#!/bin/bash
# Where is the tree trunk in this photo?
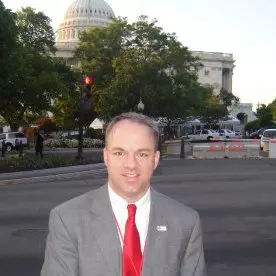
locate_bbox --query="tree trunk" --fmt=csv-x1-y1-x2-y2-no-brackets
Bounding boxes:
10,123,19,132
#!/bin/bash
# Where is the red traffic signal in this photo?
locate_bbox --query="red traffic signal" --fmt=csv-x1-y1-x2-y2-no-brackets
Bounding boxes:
82,75,94,86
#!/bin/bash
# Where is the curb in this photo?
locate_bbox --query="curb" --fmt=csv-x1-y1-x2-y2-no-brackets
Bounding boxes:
0,163,106,186
0,168,107,186
26,148,103,152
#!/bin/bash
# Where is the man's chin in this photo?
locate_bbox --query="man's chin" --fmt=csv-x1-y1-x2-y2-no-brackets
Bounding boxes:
121,186,149,200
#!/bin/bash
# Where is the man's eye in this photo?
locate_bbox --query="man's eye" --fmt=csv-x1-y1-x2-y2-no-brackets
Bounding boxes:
114,152,123,156
139,152,149,157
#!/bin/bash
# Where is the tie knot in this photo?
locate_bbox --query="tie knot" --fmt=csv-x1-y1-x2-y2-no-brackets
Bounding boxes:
127,204,137,218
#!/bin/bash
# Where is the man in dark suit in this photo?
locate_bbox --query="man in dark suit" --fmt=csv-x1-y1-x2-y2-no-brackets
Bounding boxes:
41,112,207,276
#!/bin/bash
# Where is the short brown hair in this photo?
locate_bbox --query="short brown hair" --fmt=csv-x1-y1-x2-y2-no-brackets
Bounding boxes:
105,112,159,150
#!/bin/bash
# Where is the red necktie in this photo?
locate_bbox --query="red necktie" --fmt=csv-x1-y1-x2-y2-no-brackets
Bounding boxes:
122,204,142,276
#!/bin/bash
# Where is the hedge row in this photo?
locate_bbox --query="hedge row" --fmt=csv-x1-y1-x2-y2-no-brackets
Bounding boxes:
0,153,103,173
44,138,104,148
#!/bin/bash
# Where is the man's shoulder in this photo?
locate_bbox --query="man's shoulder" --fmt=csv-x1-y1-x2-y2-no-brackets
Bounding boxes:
53,185,104,216
152,189,200,224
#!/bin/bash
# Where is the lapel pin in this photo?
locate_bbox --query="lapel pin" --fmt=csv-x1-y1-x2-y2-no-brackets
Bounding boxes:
157,225,167,232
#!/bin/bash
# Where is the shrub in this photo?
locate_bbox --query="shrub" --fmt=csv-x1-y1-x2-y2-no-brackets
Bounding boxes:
83,138,104,148
85,128,105,140
0,153,103,173
44,138,104,148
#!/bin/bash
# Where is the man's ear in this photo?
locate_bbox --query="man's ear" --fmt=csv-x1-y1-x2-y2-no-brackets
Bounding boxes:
154,150,160,170
103,147,108,166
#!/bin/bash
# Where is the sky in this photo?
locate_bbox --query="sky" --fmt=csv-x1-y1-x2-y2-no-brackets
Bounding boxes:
3,0,276,110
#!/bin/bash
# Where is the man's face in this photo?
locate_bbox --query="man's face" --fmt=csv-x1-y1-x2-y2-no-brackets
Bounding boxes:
104,120,160,202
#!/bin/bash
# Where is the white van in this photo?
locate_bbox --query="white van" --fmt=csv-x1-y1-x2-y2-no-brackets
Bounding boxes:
0,132,28,152
260,129,276,152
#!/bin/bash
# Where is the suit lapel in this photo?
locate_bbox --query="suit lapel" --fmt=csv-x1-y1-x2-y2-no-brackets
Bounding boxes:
142,190,168,276
88,185,122,275
87,186,168,276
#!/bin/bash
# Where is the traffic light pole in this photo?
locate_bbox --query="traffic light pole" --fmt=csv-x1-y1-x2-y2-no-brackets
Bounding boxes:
77,119,84,160
77,74,94,160
77,81,84,160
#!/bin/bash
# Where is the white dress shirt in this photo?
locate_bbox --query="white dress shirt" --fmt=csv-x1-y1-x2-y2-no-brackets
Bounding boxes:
108,185,151,253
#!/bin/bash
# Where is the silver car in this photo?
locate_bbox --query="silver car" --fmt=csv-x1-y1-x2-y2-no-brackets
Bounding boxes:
260,129,276,152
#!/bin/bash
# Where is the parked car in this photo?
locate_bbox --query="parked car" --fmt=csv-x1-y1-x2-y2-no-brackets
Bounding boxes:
0,132,28,152
218,129,241,138
249,128,265,139
59,130,87,139
260,129,276,152
187,129,220,142
250,126,276,139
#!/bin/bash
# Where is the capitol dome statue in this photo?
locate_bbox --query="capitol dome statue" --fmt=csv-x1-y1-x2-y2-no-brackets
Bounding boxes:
55,0,115,61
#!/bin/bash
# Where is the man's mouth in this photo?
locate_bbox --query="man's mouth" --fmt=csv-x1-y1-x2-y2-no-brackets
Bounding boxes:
123,173,139,179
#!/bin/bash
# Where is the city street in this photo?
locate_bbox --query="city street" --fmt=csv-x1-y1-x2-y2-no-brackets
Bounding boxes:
0,159,276,276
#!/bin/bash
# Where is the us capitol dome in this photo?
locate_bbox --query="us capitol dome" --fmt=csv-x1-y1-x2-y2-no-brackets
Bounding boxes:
55,0,115,61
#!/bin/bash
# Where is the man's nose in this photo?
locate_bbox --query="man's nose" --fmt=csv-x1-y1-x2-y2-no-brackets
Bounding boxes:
124,154,138,169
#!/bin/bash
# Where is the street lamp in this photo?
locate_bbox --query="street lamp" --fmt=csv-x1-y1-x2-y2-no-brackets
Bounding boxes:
137,98,144,113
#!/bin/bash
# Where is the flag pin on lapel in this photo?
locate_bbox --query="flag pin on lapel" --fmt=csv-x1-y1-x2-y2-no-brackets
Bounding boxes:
157,225,167,232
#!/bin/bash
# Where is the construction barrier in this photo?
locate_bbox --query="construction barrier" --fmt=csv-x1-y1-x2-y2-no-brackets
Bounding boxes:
193,142,260,159
269,139,276,158
210,138,260,143
163,138,260,159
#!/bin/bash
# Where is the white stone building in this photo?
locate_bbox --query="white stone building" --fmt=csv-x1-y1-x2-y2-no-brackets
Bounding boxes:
55,0,115,64
193,51,234,95
229,103,256,123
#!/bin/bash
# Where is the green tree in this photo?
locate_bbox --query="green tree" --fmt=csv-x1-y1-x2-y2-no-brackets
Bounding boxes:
75,16,209,121
245,119,261,131
0,1,18,113
256,103,273,126
52,92,79,130
16,7,56,54
199,87,240,125
0,7,75,130
219,88,239,107
267,98,276,121
35,116,58,133
245,100,276,130
199,88,228,125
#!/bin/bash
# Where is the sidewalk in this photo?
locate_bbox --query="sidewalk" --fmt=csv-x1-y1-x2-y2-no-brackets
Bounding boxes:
26,147,103,152
0,163,105,185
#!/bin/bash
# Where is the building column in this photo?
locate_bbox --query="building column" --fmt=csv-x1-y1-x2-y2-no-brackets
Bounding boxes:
228,69,233,93
222,68,232,93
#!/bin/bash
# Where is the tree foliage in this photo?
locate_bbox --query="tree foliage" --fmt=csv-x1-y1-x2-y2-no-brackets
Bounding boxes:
199,87,240,124
255,103,274,126
245,100,276,130
267,98,276,121
51,91,79,129
219,88,239,107
245,119,261,131
0,5,75,130
34,116,58,133
75,16,210,121
16,7,56,54
0,1,18,112
199,87,227,125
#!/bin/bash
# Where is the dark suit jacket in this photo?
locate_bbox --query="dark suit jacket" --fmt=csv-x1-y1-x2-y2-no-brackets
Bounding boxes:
41,184,207,276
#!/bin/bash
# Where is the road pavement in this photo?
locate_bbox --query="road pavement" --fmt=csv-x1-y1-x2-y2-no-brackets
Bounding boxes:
0,159,276,276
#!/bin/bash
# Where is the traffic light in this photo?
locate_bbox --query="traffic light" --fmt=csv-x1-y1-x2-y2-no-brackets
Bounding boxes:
81,74,94,101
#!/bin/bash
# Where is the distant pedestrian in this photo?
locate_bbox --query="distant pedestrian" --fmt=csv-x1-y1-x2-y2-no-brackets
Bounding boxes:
35,130,44,158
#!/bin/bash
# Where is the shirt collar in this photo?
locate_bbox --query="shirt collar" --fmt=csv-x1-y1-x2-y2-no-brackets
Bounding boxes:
108,184,151,210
